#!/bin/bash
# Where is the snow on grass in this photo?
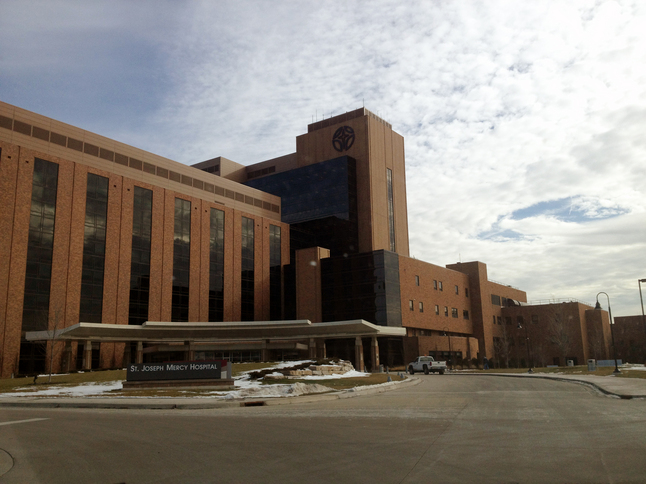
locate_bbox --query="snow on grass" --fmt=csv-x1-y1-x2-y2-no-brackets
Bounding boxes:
0,360,370,399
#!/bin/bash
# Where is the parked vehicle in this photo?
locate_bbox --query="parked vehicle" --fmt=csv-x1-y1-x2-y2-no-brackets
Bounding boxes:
408,356,447,375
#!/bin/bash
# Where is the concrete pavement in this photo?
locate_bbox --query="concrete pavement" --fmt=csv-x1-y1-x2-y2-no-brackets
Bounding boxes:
0,371,643,411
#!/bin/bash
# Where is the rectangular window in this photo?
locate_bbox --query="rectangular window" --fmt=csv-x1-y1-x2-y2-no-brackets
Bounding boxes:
80,173,109,323
439,281,443,291
444,306,448,317
419,302,424,312
269,224,282,320
409,300,414,311
415,275,419,286
491,294,501,306
465,288,469,298
209,208,225,322
433,280,438,290
517,315,524,325
497,316,502,325
463,310,469,320
129,186,152,325
452,308,458,318
455,285,459,295
386,168,396,252
532,314,539,324
241,216,255,321
435,304,440,315
172,198,191,322
20,158,58,374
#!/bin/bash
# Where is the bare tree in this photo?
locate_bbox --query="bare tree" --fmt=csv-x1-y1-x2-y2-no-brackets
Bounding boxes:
548,305,573,365
494,322,511,368
587,322,606,361
47,309,65,383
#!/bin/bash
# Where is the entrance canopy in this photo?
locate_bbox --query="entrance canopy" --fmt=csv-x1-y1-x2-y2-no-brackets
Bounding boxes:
25,319,406,343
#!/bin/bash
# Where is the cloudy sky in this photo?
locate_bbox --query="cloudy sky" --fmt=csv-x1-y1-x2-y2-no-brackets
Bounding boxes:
1,0,645,316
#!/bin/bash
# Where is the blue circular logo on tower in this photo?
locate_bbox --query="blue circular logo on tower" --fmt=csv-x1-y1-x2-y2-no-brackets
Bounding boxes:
332,126,355,152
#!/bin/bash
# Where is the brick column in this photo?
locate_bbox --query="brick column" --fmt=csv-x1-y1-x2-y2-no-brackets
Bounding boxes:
355,337,364,372
309,338,317,359
136,341,143,364
371,336,380,372
261,339,270,362
317,339,326,359
83,341,92,370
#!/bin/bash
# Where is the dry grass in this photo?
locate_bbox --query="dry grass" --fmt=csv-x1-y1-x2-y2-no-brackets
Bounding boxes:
0,363,404,396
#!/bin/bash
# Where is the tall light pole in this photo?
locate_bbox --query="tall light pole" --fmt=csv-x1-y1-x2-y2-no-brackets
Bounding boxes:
517,321,533,373
595,292,620,375
639,279,646,335
442,327,452,370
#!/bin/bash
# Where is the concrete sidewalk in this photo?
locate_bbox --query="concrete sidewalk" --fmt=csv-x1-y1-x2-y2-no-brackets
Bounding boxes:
475,371,646,399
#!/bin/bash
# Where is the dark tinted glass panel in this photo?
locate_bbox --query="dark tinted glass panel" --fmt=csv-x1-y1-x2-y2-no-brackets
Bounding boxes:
321,250,401,327
269,225,281,320
246,156,358,260
209,208,225,322
129,187,153,325
172,198,191,322
22,158,58,332
241,216,254,321
79,173,108,323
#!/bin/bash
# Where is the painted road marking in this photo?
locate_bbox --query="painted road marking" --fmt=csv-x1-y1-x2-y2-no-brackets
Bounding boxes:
0,418,49,427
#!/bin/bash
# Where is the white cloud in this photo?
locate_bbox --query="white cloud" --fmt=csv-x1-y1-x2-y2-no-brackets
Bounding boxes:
2,0,645,315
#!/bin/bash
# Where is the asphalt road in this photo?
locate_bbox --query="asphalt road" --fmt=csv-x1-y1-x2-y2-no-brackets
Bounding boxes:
1,375,645,483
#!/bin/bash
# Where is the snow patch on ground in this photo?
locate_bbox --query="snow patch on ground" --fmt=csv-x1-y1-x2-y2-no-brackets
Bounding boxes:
0,360,369,399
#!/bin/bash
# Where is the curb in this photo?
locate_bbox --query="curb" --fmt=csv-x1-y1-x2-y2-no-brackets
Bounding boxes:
453,371,646,400
0,376,418,410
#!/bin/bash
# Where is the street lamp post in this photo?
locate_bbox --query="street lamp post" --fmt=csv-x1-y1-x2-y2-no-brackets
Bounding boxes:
595,291,620,375
517,322,533,373
639,279,646,335
442,328,452,370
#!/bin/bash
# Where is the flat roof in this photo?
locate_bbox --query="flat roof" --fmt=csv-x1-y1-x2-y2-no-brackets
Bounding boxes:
25,320,406,343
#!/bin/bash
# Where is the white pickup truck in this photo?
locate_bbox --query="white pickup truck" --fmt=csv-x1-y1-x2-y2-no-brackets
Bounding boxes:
407,356,447,375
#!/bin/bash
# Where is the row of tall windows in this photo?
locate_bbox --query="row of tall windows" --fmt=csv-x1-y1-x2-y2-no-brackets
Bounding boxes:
128,187,153,325
241,217,255,321
209,208,225,321
172,198,191,322
79,173,109,323
20,158,59,373
269,224,282,320
386,168,396,252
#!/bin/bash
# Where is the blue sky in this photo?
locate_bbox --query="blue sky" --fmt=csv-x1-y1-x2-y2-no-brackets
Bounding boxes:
2,0,645,316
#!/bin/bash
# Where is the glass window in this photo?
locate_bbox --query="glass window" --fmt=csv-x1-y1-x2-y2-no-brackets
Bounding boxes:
433,280,437,290
491,294,501,306
415,275,419,286
455,285,459,295
172,198,191,322
129,186,152,325
22,158,58,334
241,216,255,321
80,173,108,323
419,302,423,312
409,300,414,311
452,308,458,318
269,224,282,320
463,310,469,320
465,288,469,298
209,208,225,322
444,306,448,317
439,281,443,291
386,168,396,252
435,305,440,315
